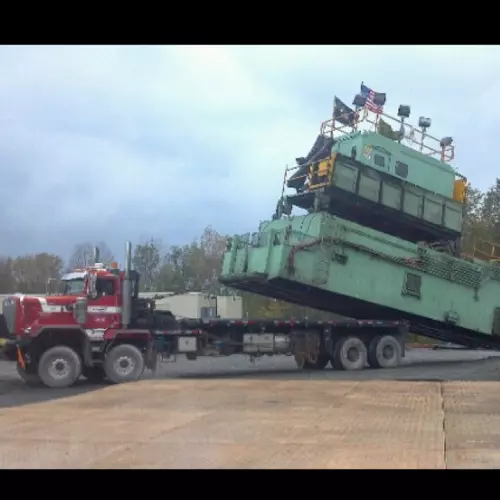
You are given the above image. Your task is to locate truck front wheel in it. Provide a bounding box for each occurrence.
[37,345,82,388]
[104,344,145,384]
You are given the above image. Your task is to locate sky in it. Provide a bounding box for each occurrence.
[0,44,499,261]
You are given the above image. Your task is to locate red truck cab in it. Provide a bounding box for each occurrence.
[3,263,132,343]
[0,243,159,388]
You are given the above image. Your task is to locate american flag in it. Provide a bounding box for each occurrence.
[360,83,385,114]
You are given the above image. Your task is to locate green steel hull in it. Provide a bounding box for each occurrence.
[220,213,500,340]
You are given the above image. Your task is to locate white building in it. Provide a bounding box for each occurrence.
[150,292,242,319]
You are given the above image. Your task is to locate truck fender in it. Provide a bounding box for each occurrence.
[30,326,93,367]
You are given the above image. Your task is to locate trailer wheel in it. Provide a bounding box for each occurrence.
[368,335,402,369]
[104,344,145,384]
[82,366,106,384]
[16,363,42,387]
[37,345,82,388]
[332,337,367,371]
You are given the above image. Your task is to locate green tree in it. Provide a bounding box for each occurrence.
[258,298,292,319]
[10,253,64,294]
[481,179,500,238]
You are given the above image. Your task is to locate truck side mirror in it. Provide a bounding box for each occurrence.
[87,274,98,300]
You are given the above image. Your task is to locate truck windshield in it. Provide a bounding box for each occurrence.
[62,278,85,295]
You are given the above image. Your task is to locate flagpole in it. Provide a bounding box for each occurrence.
[331,95,336,138]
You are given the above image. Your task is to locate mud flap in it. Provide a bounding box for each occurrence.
[0,340,18,361]
[0,314,9,339]
[145,341,158,373]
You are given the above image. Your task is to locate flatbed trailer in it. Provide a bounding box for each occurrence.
[155,317,409,371]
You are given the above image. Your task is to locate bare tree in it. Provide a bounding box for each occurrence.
[68,241,115,269]
[0,257,15,293]
[132,238,162,291]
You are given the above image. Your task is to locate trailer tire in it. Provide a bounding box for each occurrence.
[332,337,367,371]
[368,335,402,369]
[82,366,106,384]
[16,363,42,386]
[104,344,145,384]
[37,345,82,388]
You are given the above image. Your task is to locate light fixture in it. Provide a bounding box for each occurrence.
[418,117,431,129]
[373,93,387,106]
[397,105,411,119]
[440,136,453,148]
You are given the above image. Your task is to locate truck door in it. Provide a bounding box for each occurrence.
[87,277,121,334]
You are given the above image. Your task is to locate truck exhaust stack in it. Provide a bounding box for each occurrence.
[121,241,132,328]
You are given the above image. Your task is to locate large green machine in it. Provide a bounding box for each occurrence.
[219,89,500,349]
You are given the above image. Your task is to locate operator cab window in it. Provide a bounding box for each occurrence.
[374,154,385,168]
[395,161,409,178]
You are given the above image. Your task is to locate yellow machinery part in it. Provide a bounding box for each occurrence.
[453,179,467,203]
[308,153,337,190]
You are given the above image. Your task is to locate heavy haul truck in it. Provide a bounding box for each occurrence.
[2,89,500,388]
[0,242,408,387]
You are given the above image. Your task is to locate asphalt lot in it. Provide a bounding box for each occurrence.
[1,348,500,409]
[2,349,500,469]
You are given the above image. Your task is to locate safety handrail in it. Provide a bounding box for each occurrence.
[320,106,457,167]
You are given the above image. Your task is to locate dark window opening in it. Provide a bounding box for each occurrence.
[395,161,409,178]
[403,272,422,298]
[493,308,500,336]
[96,278,115,297]
[374,154,385,167]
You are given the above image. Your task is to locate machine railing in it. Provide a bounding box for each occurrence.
[320,106,456,165]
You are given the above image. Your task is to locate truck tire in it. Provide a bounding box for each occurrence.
[16,363,42,387]
[37,345,82,389]
[368,335,402,369]
[82,365,106,384]
[104,344,145,384]
[332,337,367,371]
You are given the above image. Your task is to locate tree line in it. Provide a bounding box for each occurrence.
[1,178,500,320]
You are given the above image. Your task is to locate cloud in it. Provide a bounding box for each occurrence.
[0,45,498,260]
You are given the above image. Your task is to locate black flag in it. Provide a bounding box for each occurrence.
[333,96,356,126]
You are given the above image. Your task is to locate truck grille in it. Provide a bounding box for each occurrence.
[2,298,16,334]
